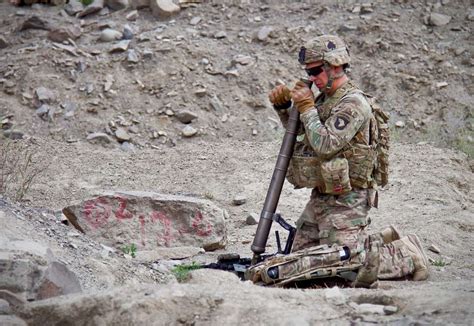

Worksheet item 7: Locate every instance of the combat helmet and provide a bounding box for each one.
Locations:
[298,35,351,67]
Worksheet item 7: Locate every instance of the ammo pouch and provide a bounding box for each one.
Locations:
[286,154,323,189]
[341,144,377,189]
[320,157,352,195]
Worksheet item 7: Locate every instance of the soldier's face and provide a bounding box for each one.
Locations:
[305,61,328,90]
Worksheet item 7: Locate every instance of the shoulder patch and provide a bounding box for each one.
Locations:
[334,116,349,130]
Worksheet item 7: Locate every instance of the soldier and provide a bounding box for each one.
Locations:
[263,35,428,287]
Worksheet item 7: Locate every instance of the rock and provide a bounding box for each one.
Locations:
[143,49,153,59]
[64,0,83,16]
[0,299,11,315]
[182,125,197,137]
[120,141,135,152]
[63,101,77,119]
[324,287,347,306]
[383,305,399,315]
[395,120,405,128]
[232,195,247,206]
[123,24,134,40]
[150,0,180,18]
[338,24,358,32]
[0,239,81,301]
[354,303,386,315]
[245,213,258,226]
[256,26,273,41]
[232,54,252,65]
[115,128,131,142]
[468,10,474,21]
[194,87,207,97]
[130,0,149,9]
[215,31,227,39]
[209,95,224,111]
[86,132,113,145]
[436,81,448,88]
[48,26,82,43]
[100,28,123,42]
[429,244,441,254]
[107,0,129,11]
[109,40,130,52]
[126,10,138,21]
[3,130,24,140]
[77,0,105,18]
[36,104,52,121]
[429,13,452,26]
[20,16,50,31]
[190,16,201,25]
[175,110,198,124]
[62,191,227,251]
[0,36,9,49]
[127,49,139,63]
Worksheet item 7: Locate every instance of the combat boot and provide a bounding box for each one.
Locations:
[380,225,401,244]
[399,234,429,281]
[352,238,380,288]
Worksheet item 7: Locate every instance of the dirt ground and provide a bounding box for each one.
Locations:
[0,0,473,325]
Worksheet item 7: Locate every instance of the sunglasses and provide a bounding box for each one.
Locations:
[305,65,324,77]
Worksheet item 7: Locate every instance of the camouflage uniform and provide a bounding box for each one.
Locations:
[252,35,429,287]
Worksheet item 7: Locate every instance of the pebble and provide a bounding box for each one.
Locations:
[150,0,181,18]
[100,28,123,42]
[175,110,198,124]
[115,128,131,142]
[190,16,201,26]
[324,287,347,306]
[0,36,9,49]
[245,213,259,225]
[429,244,441,254]
[126,10,139,21]
[109,40,130,53]
[436,81,448,88]
[182,125,197,137]
[210,96,224,111]
[194,87,207,97]
[64,0,84,16]
[215,31,227,39]
[120,141,136,152]
[36,105,51,121]
[395,120,405,128]
[35,87,55,104]
[123,25,134,40]
[232,54,252,65]
[127,49,139,63]
[429,13,451,26]
[232,195,247,206]
[86,132,113,144]
[257,26,273,41]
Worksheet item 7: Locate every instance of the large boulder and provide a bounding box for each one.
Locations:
[0,239,81,301]
[62,191,227,251]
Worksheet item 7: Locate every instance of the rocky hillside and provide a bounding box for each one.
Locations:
[0,0,473,325]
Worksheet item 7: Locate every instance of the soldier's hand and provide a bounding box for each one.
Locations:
[268,85,292,108]
[291,81,315,114]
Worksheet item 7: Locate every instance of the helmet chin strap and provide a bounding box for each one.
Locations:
[323,62,345,92]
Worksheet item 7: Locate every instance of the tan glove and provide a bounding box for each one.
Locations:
[268,85,292,107]
[291,80,315,114]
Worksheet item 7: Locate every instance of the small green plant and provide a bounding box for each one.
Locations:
[80,0,93,5]
[122,243,137,258]
[171,262,202,282]
[431,258,448,267]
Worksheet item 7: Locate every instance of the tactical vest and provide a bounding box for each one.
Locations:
[287,81,378,193]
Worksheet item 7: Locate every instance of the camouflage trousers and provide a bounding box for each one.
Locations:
[246,188,418,285]
[292,188,371,255]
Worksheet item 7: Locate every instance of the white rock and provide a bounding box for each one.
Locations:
[150,0,180,18]
[429,13,452,26]
[257,26,273,41]
[100,28,123,42]
[395,120,405,128]
[324,287,347,306]
[182,125,197,137]
[190,16,201,26]
[126,10,138,21]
